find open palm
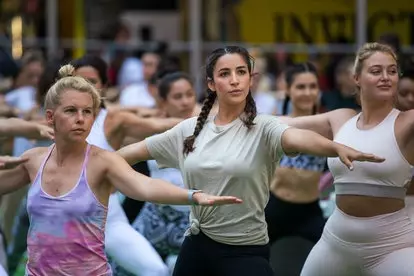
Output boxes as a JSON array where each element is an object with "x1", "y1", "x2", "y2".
[
  {"x1": 193, "y1": 193, "x2": 243, "y2": 206},
  {"x1": 337, "y1": 145, "x2": 385, "y2": 170}
]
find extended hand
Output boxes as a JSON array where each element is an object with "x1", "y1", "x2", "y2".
[
  {"x1": 336, "y1": 144, "x2": 385, "y2": 170},
  {"x1": 0, "y1": 156, "x2": 29, "y2": 170},
  {"x1": 37, "y1": 124, "x2": 54, "y2": 140},
  {"x1": 193, "y1": 193, "x2": 243, "y2": 206}
]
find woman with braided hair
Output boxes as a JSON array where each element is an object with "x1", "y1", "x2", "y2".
[
  {"x1": 117, "y1": 46, "x2": 384, "y2": 276},
  {"x1": 0, "y1": 64, "x2": 241, "y2": 276}
]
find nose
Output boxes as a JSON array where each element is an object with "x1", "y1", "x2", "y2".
[
  {"x1": 230, "y1": 72, "x2": 239, "y2": 86},
  {"x1": 303, "y1": 87, "x2": 312, "y2": 96},
  {"x1": 75, "y1": 111, "x2": 85, "y2": 124},
  {"x1": 381, "y1": 70, "x2": 391, "y2": 81}
]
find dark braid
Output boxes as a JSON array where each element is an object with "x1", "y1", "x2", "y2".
[
  {"x1": 241, "y1": 91, "x2": 257, "y2": 129},
  {"x1": 183, "y1": 90, "x2": 216, "y2": 155},
  {"x1": 282, "y1": 95, "x2": 290, "y2": 115}
]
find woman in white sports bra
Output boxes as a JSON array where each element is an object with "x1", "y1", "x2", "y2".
[{"x1": 284, "y1": 42, "x2": 414, "y2": 275}]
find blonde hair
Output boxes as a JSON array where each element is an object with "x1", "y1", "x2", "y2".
[
  {"x1": 44, "y1": 64, "x2": 101, "y2": 116},
  {"x1": 353, "y1": 42, "x2": 398, "y2": 76}
]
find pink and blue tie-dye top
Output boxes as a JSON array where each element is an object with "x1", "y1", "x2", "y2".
[{"x1": 26, "y1": 144, "x2": 112, "y2": 275}]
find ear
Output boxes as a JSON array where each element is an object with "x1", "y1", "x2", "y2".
[
  {"x1": 207, "y1": 79, "x2": 215, "y2": 92},
  {"x1": 354, "y1": 74, "x2": 360, "y2": 88},
  {"x1": 45, "y1": 109, "x2": 54, "y2": 127},
  {"x1": 249, "y1": 73, "x2": 256, "y2": 88}
]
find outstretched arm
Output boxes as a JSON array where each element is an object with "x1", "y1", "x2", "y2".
[
  {"x1": 104, "y1": 150, "x2": 242, "y2": 206},
  {"x1": 0, "y1": 160, "x2": 30, "y2": 195},
  {"x1": 117, "y1": 140, "x2": 151, "y2": 165},
  {"x1": 119, "y1": 111, "x2": 182, "y2": 140},
  {"x1": 0, "y1": 118, "x2": 54, "y2": 140},
  {"x1": 278, "y1": 108, "x2": 357, "y2": 139},
  {"x1": 281, "y1": 128, "x2": 385, "y2": 170}
]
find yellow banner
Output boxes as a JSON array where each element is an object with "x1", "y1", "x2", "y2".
[{"x1": 235, "y1": 0, "x2": 414, "y2": 45}]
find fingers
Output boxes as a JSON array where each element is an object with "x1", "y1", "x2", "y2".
[
  {"x1": 41, "y1": 130, "x2": 55, "y2": 140},
  {"x1": 359, "y1": 154, "x2": 385, "y2": 163},
  {"x1": 199, "y1": 196, "x2": 243, "y2": 206},
  {"x1": 340, "y1": 157, "x2": 354, "y2": 171}
]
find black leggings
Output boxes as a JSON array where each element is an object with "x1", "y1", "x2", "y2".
[
  {"x1": 265, "y1": 193, "x2": 326, "y2": 244},
  {"x1": 173, "y1": 232, "x2": 273, "y2": 276}
]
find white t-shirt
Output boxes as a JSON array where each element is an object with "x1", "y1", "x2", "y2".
[
  {"x1": 119, "y1": 83, "x2": 155, "y2": 108},
  {"x1": 5, "y1": 86, "x2": 36, "y2": 156},
  {"x1": 146, "y1": 114, "x2": 289, "y2": 245}
]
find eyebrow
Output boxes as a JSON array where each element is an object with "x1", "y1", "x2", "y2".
[
  {"x1": 369, "y1": 64, "x2": 397, "y2": 68},
  {"x1": 218, "y1": 65, "x2": 248, "y2": 72},
  {"x1": 63, "y1": 105, "x2": 93, "y2": 109}
]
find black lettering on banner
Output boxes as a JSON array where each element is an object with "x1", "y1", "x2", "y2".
[
  {"x1": 367, "y1": 12, "x2": 396, "y2": 41},
  {"x1": 273, "y1": 11, "x2": 413, "y2": 44}
]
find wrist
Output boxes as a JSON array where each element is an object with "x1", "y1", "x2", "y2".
[
  {"x1": 332, "y1": 142, "x2": 342, "y2": 156},
  {"x1": 188, "y1": 189, "x2": 203, "y2": 205}
]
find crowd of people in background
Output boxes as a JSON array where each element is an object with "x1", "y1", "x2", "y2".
[{"x1": 0, "y1": 22, "x2": 413, "y2": 276}]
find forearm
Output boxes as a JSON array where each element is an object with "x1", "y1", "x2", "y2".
[
  {"x1": 118, "y1": 176, "x2": 191, "y2": 205},
  {"x1": 152, "y1": 118, "x2": 182, "y2": 133},
  {"x1": 0, "y1": 166, "x2": 30, "y2": 196},
  {"x1": 283, "y1": 128, "x2": 338, "y2": 157},
  {"x1": 0, "y1": 118, "x2": 40, "y2": 138},
  {"x1": 140, "y1": 178, "x2": 191, "y2": 205}
]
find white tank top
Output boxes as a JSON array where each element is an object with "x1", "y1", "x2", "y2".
[
  {"x1": 327, "y1": 109, "x2": 413, "y2": 198},
  {"x1": 86, "y1": 109, "x2": 115, "y2": 152},
  {"x1": 86, "y1": 109, "x2": 129, "y2": 225}
]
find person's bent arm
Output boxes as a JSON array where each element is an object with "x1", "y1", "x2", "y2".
[
  {"x1": 104, "y1": 150, "x2": 242, "y2": 206},
  {"x1": 119, "y1": 111, "x2": 182, "y2": 140}
]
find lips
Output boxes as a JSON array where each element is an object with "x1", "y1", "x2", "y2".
[
  {"x1": 378, "y1": 85, "x2": 391, "y2": 89},
  {"x1": 229, "y1": 89, "x2": 242, "y2": 94}
]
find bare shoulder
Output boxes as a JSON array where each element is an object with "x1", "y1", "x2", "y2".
[
  {"x1": 328, "y1": 108, "x2": 358, "y2": 134},
  {"x1": 88, "y1": 146, "x2": 124, "y2": 169},
  {"x1": 89, "y1": 145, "x2": 112, "y2": 163},
  {"x1": 22, "y1": 146, "x2": 49, "y2": 161},
  {"x1": 329, "y1": 108, "x2": 358, "y2": 119},
  {"x1": 21, "y1": 146, "x2": 50, "y2": 175},
  {"x1": 397, "y1": 109, "x2": 414, "y2": 131},
  {"x1": 398, "y1": 109, "x2": 414, "y2": 121}
]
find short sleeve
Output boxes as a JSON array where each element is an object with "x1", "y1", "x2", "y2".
[
  {"x1": 145, "y1": 118, "x2": 195, "y2": 169},
  {"x1": 261, "y1": 115, "x2": 290, "y2": 162}
]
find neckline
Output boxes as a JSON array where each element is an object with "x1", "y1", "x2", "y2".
[
  {"x1": 355, "y1": 108, "x2": 396, "y2": 131},
  {"x1": 208, "y1": 116, "x2": 242, "y2": 133},
  {"x1": 39, "y1": 144, "x2": 90, "y2": 199}
]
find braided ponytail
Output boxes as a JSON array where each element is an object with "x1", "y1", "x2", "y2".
[
  {"x1": 183, "y1": 46, "x2": 257, "y2": 154},
  {"x1": 183, "y1": 90, "x2": 217, "y2": 155},
  {"x1": 241, "y1": 91, "x2": 257, "y2": 129}
]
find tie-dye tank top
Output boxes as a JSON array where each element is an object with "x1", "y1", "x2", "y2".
[{"x1": 26, "y1": 144, "x2": 112, "y2": 275}]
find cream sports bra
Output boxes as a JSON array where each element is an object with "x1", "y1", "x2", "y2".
[{"x1": 327, "y1": 109, "x2": 413, "y2": 199}]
